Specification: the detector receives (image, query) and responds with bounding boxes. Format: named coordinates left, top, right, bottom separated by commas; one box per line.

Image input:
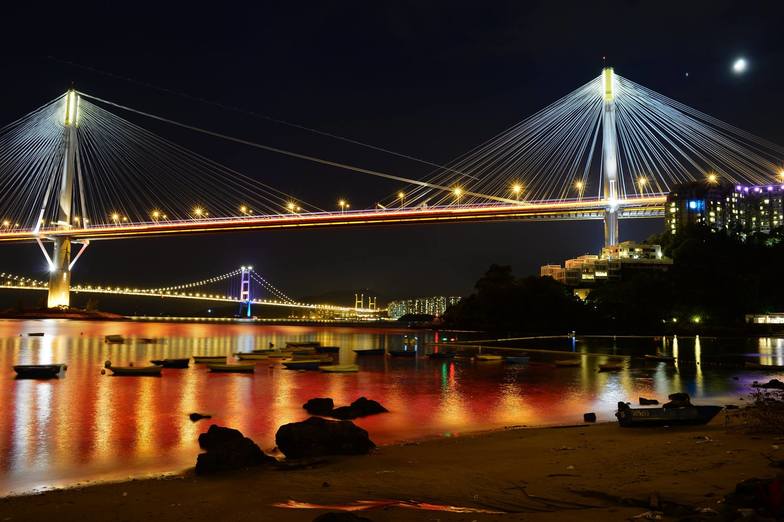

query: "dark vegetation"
left=444, top=226, right=784, bottom=333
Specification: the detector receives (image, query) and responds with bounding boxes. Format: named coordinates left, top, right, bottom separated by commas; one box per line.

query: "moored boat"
left=554, top=359, right=581, bottom=367
left=505, top=355, right=530, bottom=364
left=27, top=332, right=44, bottom=337
left=108, top=365, right=163, bottom=376
left=234, top=353, right=270, bottom=361
left=615, top=402, right=723, bottom=427
left=14, top=364, right=66, bottom=378
left=320, top=364, right=359, bottom=373
left=353, top=348, right=384, bottom=356
left=475, top=354, right=502, bottom=361
left=315, top=345, right=340, bottom=354
left=388, top=349, right=417, bottom=357
left=745, top=361, right=784, bottom=371
left=150, top=358, right=190, bottom=369
left=282, top=359, right=322, bottom=370
left=105, top=335, right=125, bottom=344
left=137, top=338, right=158, bottom=344
left=644, top=354, right=675, bottom=363
left=193, top=355, right=227, bottom=363
left=207, top=363, right=255, bottom=373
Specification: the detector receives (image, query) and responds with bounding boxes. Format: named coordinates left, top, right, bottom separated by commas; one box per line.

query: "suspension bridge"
left=0, top=266, right=379, bottom=316
left=0, top=67, right=782, bottom=308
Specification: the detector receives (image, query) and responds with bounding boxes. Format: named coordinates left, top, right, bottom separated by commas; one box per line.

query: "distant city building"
left=667, top=181, right=784, bottom=235
left=387, top=296, right=462, bottom=319
left=540, top=241, right=671, bottom=294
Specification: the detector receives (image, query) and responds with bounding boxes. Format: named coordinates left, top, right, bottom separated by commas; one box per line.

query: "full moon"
left=732, top=57, right=748, bottom=74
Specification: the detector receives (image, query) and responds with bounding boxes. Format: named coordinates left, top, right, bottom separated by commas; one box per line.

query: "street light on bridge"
left=574, top=180, right=584, bottom=199
left=511, top=183, right=523, bottom=201
left=397, top=191, right=405, bottom=207
left=637, top=177, right=648, bottom=193
left=338, top=199, right=349, bottom=213
left=778, top=169, right=784, bottom=182
left=452, top=186, right=463, bottom=205
left=706, top=173, right=718, bottom=184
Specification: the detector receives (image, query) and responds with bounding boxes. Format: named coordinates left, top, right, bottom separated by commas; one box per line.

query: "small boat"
left=320, top=364, right=359, bottom=373
left=291, top=348, right=318, bottom=356
left=644, top=354, right=675, bottom=363
left=193, top=355, right=227, bottom=363
left=428, top=352, right=456, bottom=359
left=27, top=332, right=44, bottom=337
left=282, top=359, right=322, bottom=370
left=105, top=335, right=125, bottom=344
left=286, top=341, right=321, bottom=348
left=615, top=403, right=723, bottom=427
left=235, top=353, right=270, bottom=361
left=353, top=348, right=384, bottom=356
left=505, top=355, right=531, bottom=364
left=388, top=349, right=417, bottom=357
left=267, top=351, right=293, bottom=359
left=315, top=345, right=340, bottom=354
left=251, top=348, right=277, bottom=354
left=554, top=359, right=581, bottom=367
left=108, top=365, right=163, bottom=377
left=14, top=364, right=66, bottom=378
left=745, top=361, right=784, bottom=371
left=207, top=363, right=255, bottom=373
left=598, top=362, right=624, bottom=372
left=475, top=354, right=502, bottom=361
left=137, top=338, right=159, bottom=344
left=150, top=358, right=190, bottom=369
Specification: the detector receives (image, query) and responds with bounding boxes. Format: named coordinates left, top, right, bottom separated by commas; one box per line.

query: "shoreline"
left=0, top=416, right=777, bottom=521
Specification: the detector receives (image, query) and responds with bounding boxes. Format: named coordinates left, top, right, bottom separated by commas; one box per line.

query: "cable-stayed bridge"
left=0, top=67, right=782, bottom=307
left=0, top=267, right=379, bottom=316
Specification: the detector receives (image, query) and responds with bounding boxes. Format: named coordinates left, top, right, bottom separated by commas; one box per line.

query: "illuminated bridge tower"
left=601, top=67, right=619, bottom=246
left=44, top=90, right=82, bottom=308
left=239, top=266, right=252, bottom=318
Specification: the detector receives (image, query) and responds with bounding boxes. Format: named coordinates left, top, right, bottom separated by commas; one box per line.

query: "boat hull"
left=14, top=364, right=66, bottom=378
left=193, top=356, right=227, bottom=364
left=320, top=364, right=359, bottom=373
left=616, top=405, right=723, bottom=427
left=282, top=360, right=322, bottom=370
left=150, top=358, right=190, bottom=368
left=207, top=364, right=255, bottom=373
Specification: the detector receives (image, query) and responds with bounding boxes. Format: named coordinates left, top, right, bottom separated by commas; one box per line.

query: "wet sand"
left=0, top=417, right=777, bottom=521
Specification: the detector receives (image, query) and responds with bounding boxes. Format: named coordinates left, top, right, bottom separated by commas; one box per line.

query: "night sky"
left=0, top=1, right=782, bottom=305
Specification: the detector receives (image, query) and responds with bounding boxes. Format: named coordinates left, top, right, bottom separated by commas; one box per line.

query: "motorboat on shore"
left=14, top=364, right=66, bottom=378
left=320, top=364, right=359, bottom=373
left=192, top=355, right=227, bottom=364
left=104, top=335, right=125, bottom=344
left=207, top=363, right=255, bottom=373
left=150, top=358, right=190, bottom=369
left=554, top=359, right=581, bottom=367
left=353, top=348, right=385, bottom=356
left=108, top=365, right=163, bottom=377
left=615, top=402, right=723, bottom=427
left=282, top=359, right=322, bottom=370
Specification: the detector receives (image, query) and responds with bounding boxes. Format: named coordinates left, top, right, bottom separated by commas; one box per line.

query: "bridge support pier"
left=603, top=209, right=618, bottom=247
left=601, top=67, right=619, bottom=246
left=47, top=237, right=71, bottom=308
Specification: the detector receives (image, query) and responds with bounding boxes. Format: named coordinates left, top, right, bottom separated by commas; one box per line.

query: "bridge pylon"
left=601, top=67, right=619, bottom=246
left=239, top=266, right=252, bottom=318
left=38, top=90, right=88, bottom=308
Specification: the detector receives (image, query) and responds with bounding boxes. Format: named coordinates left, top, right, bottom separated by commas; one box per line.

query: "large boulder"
left=276, top=416, right=376, bottom=458
left=195, top=424, right=275, bottom=475
left=329, top=397, right=388, bottom=420
left=303, top=397, right=335, bottom=415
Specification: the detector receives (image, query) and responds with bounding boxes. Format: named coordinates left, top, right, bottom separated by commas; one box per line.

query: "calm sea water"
left=0, top=319, right=780, bottom=495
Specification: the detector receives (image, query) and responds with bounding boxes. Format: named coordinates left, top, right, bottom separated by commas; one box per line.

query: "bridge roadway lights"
left=47, top=236, right=71, bottom=308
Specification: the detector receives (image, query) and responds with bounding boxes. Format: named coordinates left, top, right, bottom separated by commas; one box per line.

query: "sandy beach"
left=0, top=414, right=777, bottom=521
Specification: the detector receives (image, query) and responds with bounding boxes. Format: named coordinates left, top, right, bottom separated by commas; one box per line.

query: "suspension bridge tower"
left=601, top=67, right=619, bottom=246
left=45, top=90, right=80, bottom=308
left=239, top=266, right=252, bottom=318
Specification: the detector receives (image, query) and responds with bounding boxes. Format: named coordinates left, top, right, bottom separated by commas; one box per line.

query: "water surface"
left=0, top=319, right=779, bottom=495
